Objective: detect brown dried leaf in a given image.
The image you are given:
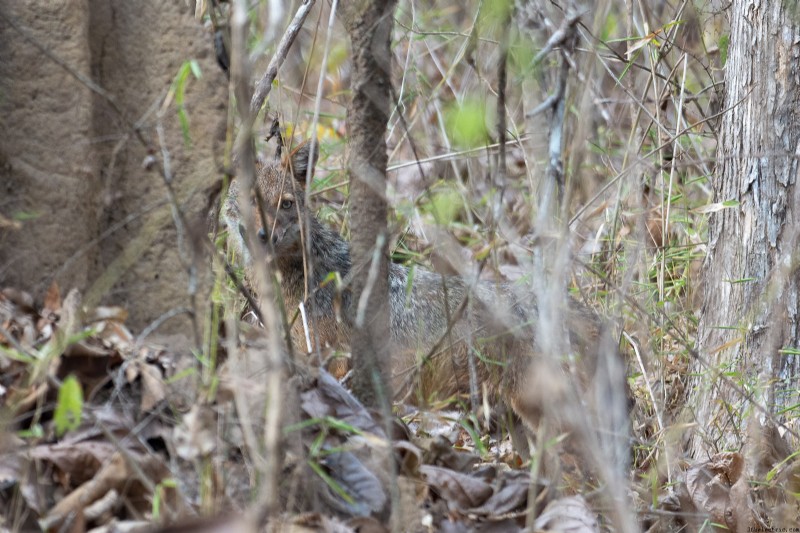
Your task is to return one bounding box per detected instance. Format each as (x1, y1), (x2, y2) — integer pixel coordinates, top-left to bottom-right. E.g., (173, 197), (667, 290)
(319, 450), (388, 517)
(422, 435), (480, 473)
(470, 469), (530, 516)
(300, 370), (387, 439)
(729, 472), (756, 532)
(685, 452), (746, 529)
(30, 441), (117, 485)
(346, 516), (388, 533)
(138, 360), (166, 412)
(150, 516), (255, 533)
(1, 287), (35, 312)
(40, 450), (169, 530)
(174, 404), (218, 460)
(268, 512), (355, 533)
(394, 439), (422, 476)
(42, 281), (62, 317)
(0, 432), (26, 496)
(419, 464), (493, 513)
(95, 318), (134, 349)
(64, 339), (112, 357)
(533, 495), (599, 533)
(85, 306), (129, 324)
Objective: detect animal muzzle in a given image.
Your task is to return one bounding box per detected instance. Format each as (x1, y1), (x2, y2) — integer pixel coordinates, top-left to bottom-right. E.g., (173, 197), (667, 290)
(257, 227), (284, 246)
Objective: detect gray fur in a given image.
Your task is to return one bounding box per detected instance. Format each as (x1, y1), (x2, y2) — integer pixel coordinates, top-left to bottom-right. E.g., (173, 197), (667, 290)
(223, 144), (609, 427)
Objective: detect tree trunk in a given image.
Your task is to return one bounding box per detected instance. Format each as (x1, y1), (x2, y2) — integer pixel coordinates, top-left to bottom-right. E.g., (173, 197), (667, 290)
(341, 0), (396, 408)
(689, 0), (800, 459)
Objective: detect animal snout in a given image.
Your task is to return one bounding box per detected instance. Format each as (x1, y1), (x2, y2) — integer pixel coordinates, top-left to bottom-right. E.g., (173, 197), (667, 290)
(257, 227), (280, 245)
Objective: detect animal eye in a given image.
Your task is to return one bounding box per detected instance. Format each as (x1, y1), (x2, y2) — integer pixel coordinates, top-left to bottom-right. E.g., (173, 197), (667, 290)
(280, 199), (293, 210)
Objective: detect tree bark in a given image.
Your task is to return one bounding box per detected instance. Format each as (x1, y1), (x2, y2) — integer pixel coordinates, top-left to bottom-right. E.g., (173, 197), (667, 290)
(689, 0), (800, 459)
(341, 0), (396, 408)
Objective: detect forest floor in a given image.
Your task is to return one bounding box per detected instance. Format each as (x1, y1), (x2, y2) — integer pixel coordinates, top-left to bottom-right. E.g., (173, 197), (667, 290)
(2, 280), (789, 533)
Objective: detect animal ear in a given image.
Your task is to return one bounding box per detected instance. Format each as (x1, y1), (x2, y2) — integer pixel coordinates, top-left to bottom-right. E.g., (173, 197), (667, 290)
(286, 140), (319, 185)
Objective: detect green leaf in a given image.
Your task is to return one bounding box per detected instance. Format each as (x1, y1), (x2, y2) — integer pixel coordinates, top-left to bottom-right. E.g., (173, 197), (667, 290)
(718, 34), (729, 66)
(428, 185), (463, 225)
(481, 0), (513, 29)
(693, 199), (739, 214)
(444, 99), (489, 149)
(17, 424), (44, 439)
(188, 60), (202, 79)
(169, 60), (202, 147)
(308, 460), (356, 505)
(54, 375), (83, 436)
(13, 211), (41, 221)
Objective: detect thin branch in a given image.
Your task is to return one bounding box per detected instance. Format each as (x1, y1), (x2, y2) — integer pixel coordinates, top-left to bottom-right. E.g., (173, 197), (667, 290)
(250, 0), (317, 115)
(530, 11), (583, 67)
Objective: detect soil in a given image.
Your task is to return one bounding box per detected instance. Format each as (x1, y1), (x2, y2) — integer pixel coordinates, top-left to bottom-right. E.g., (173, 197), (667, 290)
(0, 0), (228, 332)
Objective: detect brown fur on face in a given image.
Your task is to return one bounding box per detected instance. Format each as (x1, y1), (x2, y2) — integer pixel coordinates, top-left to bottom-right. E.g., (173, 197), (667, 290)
(224, 142), (351, 351)
(225, 143), (318, 262)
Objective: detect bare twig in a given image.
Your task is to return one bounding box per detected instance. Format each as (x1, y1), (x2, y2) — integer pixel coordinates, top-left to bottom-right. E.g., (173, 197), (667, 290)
(154, 117), (201, 348)
(623, 331), (669, 483)
(134, 307), (194, 346)
(354, 233), (386, 328)
(300, 0), (339, 363)
(530, 11), (583, 67)
(544, 55), (569, 208)
(495, 7), (510, 185)
(386, 136), (531, 171)
(568, 88), (753, 227)
(231, 0), (294, 518)
(250, 0), (317, 115)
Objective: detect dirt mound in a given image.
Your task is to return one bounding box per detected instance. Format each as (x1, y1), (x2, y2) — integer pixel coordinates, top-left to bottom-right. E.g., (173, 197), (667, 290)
(0, 0), (227, 332)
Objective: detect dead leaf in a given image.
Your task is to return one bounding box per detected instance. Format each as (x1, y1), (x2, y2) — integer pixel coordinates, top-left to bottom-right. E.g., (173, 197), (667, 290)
(85, 306), (129, 324)
(419, 464), (493, 513)
(318, 450), (388, 517)
(268, 512), (355, 533)
(0, 213), (22, 229)
(394, 440), (422, 476)
(347, 516), (388, 533)
(39, 449), (170, 530)
(95, 318), (134, 349)
(174, 404), (218, 460)
(729, 473), (756, 532)
(422, 435), (480, 472)
(470, 469), (531, 516)
(1, 287), (35, 312)
(533, 495), (598, 532)
(685, 452), (747, 530)
(300, 370), (387, 439)
(149, 515), (255, 533)
(45, 281), (61, 310)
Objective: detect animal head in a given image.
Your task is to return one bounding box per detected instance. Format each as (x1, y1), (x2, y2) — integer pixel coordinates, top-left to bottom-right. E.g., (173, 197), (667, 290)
(224, 141), (319, 260)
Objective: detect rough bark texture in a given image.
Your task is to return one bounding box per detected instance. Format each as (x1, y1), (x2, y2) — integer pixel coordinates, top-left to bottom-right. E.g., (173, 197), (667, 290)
(689, 0), (800, 458)
(341, 0), (396, 407)
(0, 0), (227, 333)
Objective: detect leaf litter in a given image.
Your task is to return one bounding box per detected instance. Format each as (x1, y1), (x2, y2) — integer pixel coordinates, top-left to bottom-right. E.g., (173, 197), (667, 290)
(0, 283), (794, 532)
